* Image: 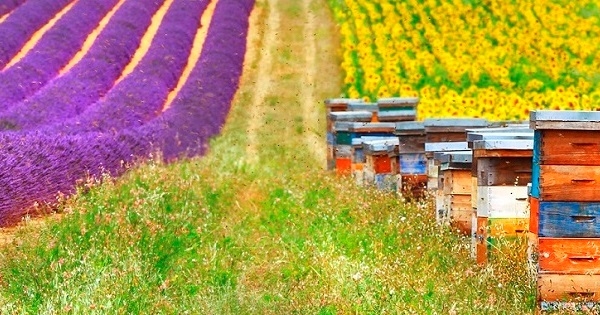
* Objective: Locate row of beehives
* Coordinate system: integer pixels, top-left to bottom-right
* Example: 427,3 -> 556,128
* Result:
325,98 -> 600,311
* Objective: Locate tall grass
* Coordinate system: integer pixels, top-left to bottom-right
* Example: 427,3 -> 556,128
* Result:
0,0 -> 538,313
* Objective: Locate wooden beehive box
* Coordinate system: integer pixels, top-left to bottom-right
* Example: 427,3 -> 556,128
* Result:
351,136 -> 394,186
328,111 -> 372,173
530,110 -> 600,311
424,142 -> 470,225
439,151 -> 473,235
468,130 -> 533,265
362,138 -> 399,191
424,118 -> 487,143
325,98 -> 363,170
395,121 -> 427,198
347,102 -> 379,122
376,97 -> 419,122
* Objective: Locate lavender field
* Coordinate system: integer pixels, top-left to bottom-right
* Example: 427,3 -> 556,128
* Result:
0,0 -> 254,224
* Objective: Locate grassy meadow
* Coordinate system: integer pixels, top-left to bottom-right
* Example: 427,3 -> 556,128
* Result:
0,0 -> 540,313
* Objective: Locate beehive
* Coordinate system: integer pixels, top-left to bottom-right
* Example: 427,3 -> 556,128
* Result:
331,113 -> 373,175
438,151 -> 473,234
324,98 -> 363,170
395,121 -> 427,198
530,110 -> 600,311
424,141 -> 470,225
467,129 -> 533,264
362,138 -> 399,191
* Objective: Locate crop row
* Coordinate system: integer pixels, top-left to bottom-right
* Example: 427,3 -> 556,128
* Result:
0,0 -> 120,109
328,0 -> 600,120
0,0 -> 254,224
0,0 -> 73,67
0,0 -> 163,129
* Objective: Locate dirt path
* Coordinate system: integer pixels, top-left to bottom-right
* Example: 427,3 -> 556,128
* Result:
244,0 -> 279,164
301,0 -> 327,168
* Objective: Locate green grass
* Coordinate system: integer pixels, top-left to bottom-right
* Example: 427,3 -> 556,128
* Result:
0,0 -> 539,313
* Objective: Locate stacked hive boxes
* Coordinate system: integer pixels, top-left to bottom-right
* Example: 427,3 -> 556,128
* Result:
330,113 -> 373,175
438,150 -> 473,235
424,118 -> 487,226
394,122 -> 427,198
467,127 -> 533,264
530,111 -> 600,311
376,97 -> 419,122
362,137 -> 400,191
425,141 -> 470,226
325,98 -> 362,170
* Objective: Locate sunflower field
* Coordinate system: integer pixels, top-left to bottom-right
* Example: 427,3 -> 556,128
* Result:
328,0 -> 600,120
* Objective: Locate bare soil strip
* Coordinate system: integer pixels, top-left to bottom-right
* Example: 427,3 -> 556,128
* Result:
301,0 -> 327,168
163,0 -> 218,111
3,1 -> 76,70
113,0 -> 175,85
59,0 -> 127,75
245,0 -> 279,163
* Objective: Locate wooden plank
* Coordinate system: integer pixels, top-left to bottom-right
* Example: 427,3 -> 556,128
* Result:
475,216 -> 488,265
435,190 -> 447,225
540,130 -> 600,165
539,165 -> 600,201
476,186 -> 529,218
539,238 -> 600,274
399,174 -> 427,198
530,197 -> 539,235
365,155 -> 396,175
473,149 -> 533,158
446,194 -> 472,235
426,132 -> 468,143
398,135 -> 426,153
530,110 -> 600,130
471,176 -> 478,209
539,202 -> 600,237
538,274 -> 600,301
477,157 -> 532,186
443,169 -> 471,195
531,130 -> 542,198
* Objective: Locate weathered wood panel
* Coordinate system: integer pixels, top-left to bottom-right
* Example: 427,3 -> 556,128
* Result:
443,169 -> 471,195
538,274 -> 600,301
539,238 -> 600,274
446,194 -> 472,235
539,130 -> 600,165
473,149 -> 533,158
398,135 -> 426,153
426,132 -> 468,143
399,153 -> 427,175
539,165 -> 600,201
335,158 -> 352,176
477,157 -> 532,186
539,202 -> 600,237
530,197 -> 539,235
476,186 -> 529,218
488,218 -> 528,236
475,216 -> 488,265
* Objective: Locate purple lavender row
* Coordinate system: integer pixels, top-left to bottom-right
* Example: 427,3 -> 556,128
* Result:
8,0 -> 208,134
0,0 -> 120,110
0,0 -> 73,68
0,0 -> 164,130
0,0 -> 27,17
0,0 -> 254,225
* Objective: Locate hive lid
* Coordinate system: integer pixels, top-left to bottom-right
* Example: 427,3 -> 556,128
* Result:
471,139 -> 533,150
328,111 -> 373,122
347,102 -> 378,112
438,151 -> 473,164
466,130 -> 533,142
348,122 -> 396,132
352,136 -> 396,146
424,141 -> 469,153
377,109 -> 417,121
362,138 -> 399,154
530,110 -> 600,130
424,118 -> 488,128
324,98 -> 363,105
377,97 -> 419,108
